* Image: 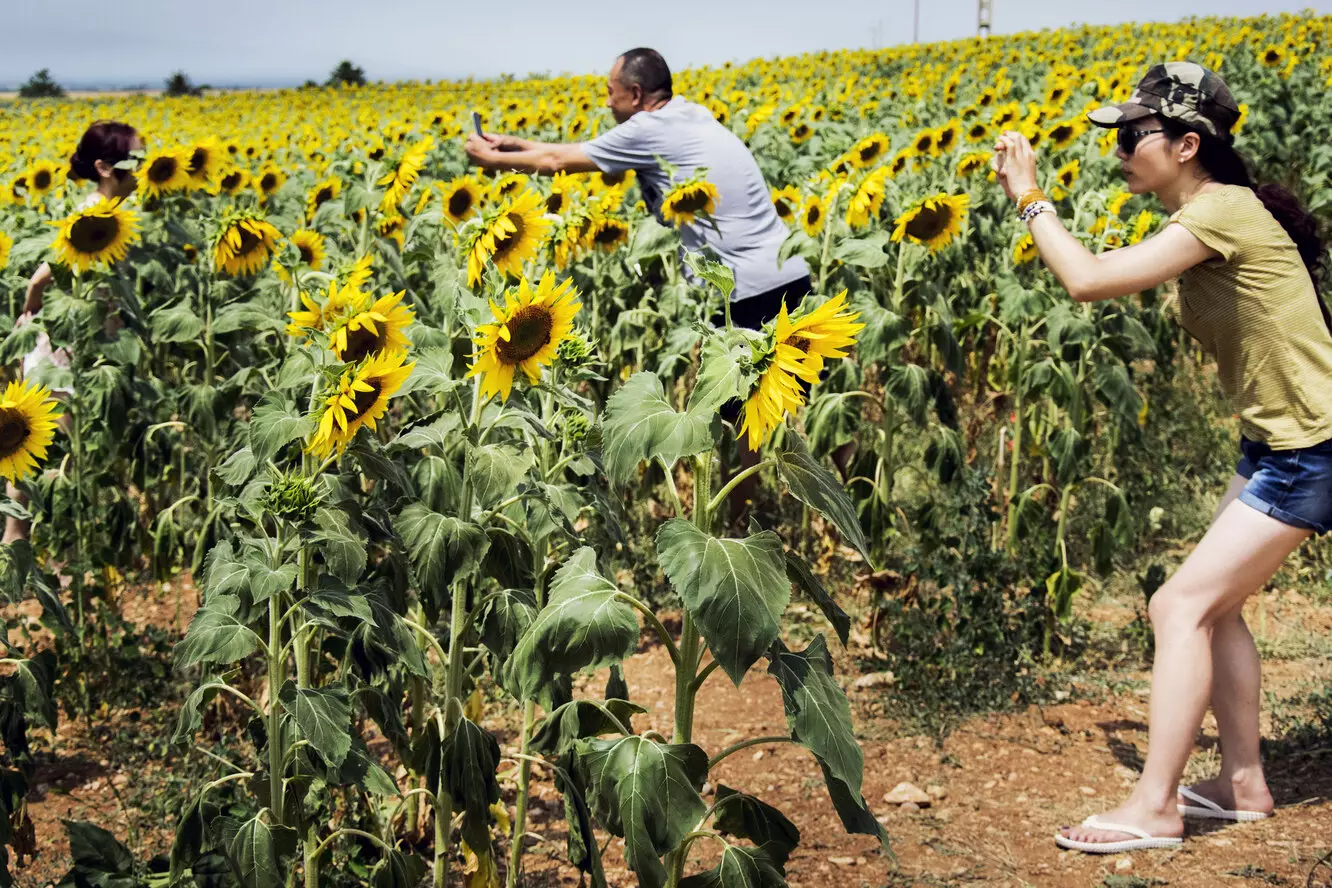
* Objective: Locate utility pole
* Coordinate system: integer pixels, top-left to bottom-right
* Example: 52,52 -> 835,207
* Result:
913,0 -> 920,43
978,0 -> 993,36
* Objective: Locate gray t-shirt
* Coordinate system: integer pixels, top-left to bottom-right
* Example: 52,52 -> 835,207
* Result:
583,97 -> 809,301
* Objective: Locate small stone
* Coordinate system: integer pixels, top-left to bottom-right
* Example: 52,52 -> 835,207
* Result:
1115,857 -> 1133,871
983,780 -> 997,790
856,857 -> 867,866
752,750 -> 765,761
1079,786 -> 1097,796
853,671 -> 895,690
828,856 -> 857,867
883,782 -> 931,806
1015,794 -> 1029,804
1209,838 -> 1232,847
926,784 -> 947,800
900,801 -> 921,813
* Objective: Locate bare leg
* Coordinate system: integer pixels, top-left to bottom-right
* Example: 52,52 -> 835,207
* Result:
3,482 -> 29,545
1061,498 -> 1308,844
1184,475 -> 1274,814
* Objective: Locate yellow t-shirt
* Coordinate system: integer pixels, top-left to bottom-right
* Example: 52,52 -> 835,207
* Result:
1170,184 -> 1332,449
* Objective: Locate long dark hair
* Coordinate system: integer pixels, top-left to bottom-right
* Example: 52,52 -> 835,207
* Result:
69,120 -> 138,181
1161,117 -> 1331,330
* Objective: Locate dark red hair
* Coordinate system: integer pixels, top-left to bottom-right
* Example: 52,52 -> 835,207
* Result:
69,120 -> 138,181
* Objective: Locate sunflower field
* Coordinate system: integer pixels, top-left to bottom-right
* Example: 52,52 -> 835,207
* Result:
1,10 -> 1330,888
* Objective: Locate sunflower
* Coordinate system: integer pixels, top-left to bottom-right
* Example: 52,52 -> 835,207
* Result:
306,176 -> 342,218
49,197 -> 141,273
799,195 -> 826,237
891,192 -> 970,252
849,133 -> 890,168
440,175 -> 484,226
789,122 -> 813,144
274,228 -> 328,283
329,290 -> 415,363
956,151 -> 992,177
218,167 -> 250,196
585,213 -> 630,251
1107,190 -> 1133,217
1045,118 -> 1085,151
465,189 -> 551,286
1051,159 -> 1080,200
591,169 -> 633,193
0,230 -> 12,272
378,135 -> 434,210
377,213 -> 406,248
140,148 -> 191,199
307,349 -> 415,460
0,380 -> 62,483
933,121 -> 961,155
25,160 -> 61,201
889,151 -> 911,178
1013,233 -> 1038,265
661,179 -> 720,227
909,128 -> 936,158
738,349 -> 809,451
771,185 -> 801,222
1128,210 -> 1157,245
467,271 -> 582,402
340,253 -> 374,289
845,167 -> 889,229
965,120 -> 991,143
1233,103 -> 1249,135
213,211 -> 282,277
544,172 -> 581,216
185,138 -> 222,188
775,289 -> 864,379
287,279 -> 367,340
491,172 -> 530,203
255,166 -> 286,200
1258,44 -> 1284,68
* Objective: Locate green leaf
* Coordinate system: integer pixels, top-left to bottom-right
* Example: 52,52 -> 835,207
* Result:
684,251 -> 736,301
214,447 -> 257,487
530,699 -> 645,756
628,217 -> 680,265
203,541 -> 250,599
885,363 -> 933,426
557,749 -> 609,888
816,757 -> 889,848
679,845 -> 789,888
441,716 -> 501,849
175,595 -> 262,667
394,504 -> 490,618
785,553 -> 849,646
766,636 -> 861,797
338,740 -> 400,796
173,680 -> 223,745
602,372 -> 714,486
280,681 -> 352,768
775,435 -> 873,565
476,588 -> 536,661
508,547 -> 639,701
712,785 -> 800,865
245,555 -> 297,604
373,850 -> 427,888
312,508 -> 368,585
151,301 -> 206,344
396,347 -> 455,397
656,519 -> 789,686
688,335 -> 756,416
831,231 -> 892,268
467,442 -> 535,508
576,736 -> 708,888
223,813 -> 297,888
249,393 -> 315,463
13,650 -> 57,730
391,412 -> 462,451
63,821 -> 134,888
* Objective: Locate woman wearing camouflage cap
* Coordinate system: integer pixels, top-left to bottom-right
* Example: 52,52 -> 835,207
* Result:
992,62 -> 1332,854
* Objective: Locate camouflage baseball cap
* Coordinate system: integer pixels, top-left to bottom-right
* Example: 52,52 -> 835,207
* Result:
1087,62 -> 1241,139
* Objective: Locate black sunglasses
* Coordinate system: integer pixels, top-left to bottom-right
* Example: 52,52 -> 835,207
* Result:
1117,127 -> 1165,155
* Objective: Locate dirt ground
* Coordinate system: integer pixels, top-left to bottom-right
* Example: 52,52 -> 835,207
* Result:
8,572 -> 1331,888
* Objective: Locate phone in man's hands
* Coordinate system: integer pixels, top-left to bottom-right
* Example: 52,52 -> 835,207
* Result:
472,111 -> 484,138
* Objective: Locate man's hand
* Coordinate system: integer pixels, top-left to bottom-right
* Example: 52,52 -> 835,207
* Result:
464,133 -> 503,168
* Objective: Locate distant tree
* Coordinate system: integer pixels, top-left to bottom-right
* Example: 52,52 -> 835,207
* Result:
18,68 -> 64,99
301,79 -> 320,89
326,60 -> 366,87
163,70 -> 203,97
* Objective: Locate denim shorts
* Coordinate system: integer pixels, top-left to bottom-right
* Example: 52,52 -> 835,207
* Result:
1236,436 -> 1332,534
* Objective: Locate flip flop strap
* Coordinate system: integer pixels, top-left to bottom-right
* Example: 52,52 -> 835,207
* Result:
1178,786 -> 1222,812
1082,815 -> 1151,840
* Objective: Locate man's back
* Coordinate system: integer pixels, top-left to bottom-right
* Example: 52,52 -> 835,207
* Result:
582,97 -> 809,301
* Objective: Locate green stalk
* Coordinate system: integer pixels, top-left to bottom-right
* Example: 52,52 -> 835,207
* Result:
506,535 -> 549,888
407,670 -> 426,838
1005,326 -> 1029,553
877,397 -> 897,510
294,542 -> 319,888
815,184 -> 843,295
268,587 -> 286,828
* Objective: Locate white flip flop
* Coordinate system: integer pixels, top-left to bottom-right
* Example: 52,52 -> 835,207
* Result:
1054,815 -> 1184,853
1177,785 -> 1271,822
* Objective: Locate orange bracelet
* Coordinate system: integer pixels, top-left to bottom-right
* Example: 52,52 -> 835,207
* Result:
1017,188 -> 1048,212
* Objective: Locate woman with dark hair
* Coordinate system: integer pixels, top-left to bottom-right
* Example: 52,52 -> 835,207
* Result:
3,120 -> 141,546
991,63 -> 1332,853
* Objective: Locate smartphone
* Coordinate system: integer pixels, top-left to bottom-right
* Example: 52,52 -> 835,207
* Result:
472,111 -> 484,138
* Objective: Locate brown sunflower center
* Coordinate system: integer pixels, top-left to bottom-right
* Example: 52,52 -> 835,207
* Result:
448,189 -> 474,217
69,214 -> 120,253
314,186 -> 334,206
938,132 -> 955,150
235,225 -> 263,258
496,306 -> 554,364
33,170 -> 52,190
148,157 -> 178,184
600,170 -> 626,187
490,213 -> 525,261
545,192 -> 566,214
260,174 -> 279,192
806,205 -> 822,224
774,199 -> 792,219
593,222 -> 625,245
1051,125 -> 1073,143
970,124 -> 987,138
1060,169 -> 1076,186
298,243 -> 316,265
369,147 -> 385,161
858,143 -> 881,162
221,172 -> 242,191
188,148 -> 208,175
905,205 -> 952,242
341,324 -> 385,364
0,408 -> 30,459
350,380 -> 383,419
669,189 -> 711,215
794,125 -> 809,138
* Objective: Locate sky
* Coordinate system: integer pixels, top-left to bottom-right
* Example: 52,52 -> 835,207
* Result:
4,0 -> 1330,89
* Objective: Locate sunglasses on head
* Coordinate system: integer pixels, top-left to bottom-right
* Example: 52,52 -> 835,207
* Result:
1117,126 -> 1165,155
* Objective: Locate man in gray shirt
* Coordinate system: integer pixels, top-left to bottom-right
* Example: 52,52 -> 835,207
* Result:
463,47 -> 811,328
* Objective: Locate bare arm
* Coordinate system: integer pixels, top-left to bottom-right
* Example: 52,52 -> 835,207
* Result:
464,133 -> 600,176
23,263 -> 53,316
1025,214 -> 1216,302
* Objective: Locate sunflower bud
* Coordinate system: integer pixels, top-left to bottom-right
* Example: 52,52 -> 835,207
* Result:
262,472 -> 321,525
562,410 -> 592,445
557,330 -> 595,367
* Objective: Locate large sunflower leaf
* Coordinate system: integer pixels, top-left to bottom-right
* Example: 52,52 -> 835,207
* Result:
656,519 -> 789,686
530,699 -> 645,756
508,547 -> 638,701
711,785 -> 800,865
221,813 -> 297,888
440,716 -> 501,850
467,442 -> 535,509
279,680 -> 352,769
678,845 -> 790,888
312,507 -> 368,585
775,435 -> 873,565
151,301 -> 205,344
688,335 -> 757,417
393,503 -> 489,619
174,594 -> 262,667
784,553 -> 849,646
575,736 -> 708,888
601,372 -> 714,486
249,392 -> 315,463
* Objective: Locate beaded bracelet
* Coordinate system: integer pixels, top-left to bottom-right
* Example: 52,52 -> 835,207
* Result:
1016,188 -> 1049,212
1019,200 -> 1055,224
